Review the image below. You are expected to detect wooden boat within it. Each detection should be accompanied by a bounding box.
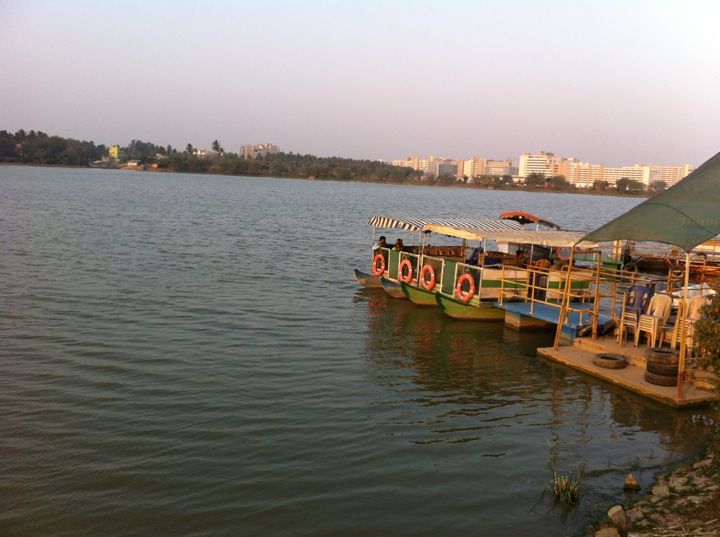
[353,268,382,289]
[400,282,437,306]
[380,276,406,299]
[355,215,523,300]
[419,223,596,321]
[435,293,505,320]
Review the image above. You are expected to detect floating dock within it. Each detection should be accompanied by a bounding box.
[538,337,719,408]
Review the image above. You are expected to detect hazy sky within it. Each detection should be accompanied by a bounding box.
[1,0,719,165]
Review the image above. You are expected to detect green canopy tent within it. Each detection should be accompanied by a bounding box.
[581,152,720,250]
[554,151,720,398]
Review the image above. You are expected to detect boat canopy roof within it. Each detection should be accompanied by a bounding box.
[421,224,597,248]
[368,215,522,232]
[500,211,560,230]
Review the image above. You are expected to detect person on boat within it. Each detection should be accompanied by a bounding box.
[465,246,484,266]
[516,249,527,267]
[373,236,388,250]
[393,238,405,251]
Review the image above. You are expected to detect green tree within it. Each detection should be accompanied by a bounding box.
[616,177,644,193]
[185,143,194,155]
[648,180,667,195]
[211,139,223,154]
[548,175,571,190]
[525,173,546,187]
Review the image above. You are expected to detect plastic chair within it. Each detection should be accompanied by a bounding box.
[677,295,708,353]
[616,285,652,346]
[660,298,684,349]
[635,293,672,347]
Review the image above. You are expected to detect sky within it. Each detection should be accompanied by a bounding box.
[1,0,719,165]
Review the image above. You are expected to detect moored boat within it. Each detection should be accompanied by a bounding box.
[380,276,406,299]
[353,268,382,289]
[435,292,505,320]
[419,223,597,321]
[355,215,523,299]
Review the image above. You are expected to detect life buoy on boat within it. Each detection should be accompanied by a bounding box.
[419,264,436,291]
[399,259,413,283]
[456,273,475,303]
[372,254,385,276]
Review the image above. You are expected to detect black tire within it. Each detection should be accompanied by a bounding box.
[646,361,679,376]
[644,370,678,387]
[593,353,627,369]
[645,348,679,365]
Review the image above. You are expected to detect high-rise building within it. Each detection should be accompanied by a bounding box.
[484,159,514,177]
[518,151,562,177]
[644,164,695,187]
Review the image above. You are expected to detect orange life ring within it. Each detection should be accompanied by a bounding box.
[372,253,385,276]
[456,273,475,302]
[399,259,413,283]
[419,264,436,291]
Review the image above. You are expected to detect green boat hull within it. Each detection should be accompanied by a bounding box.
[435,293,505,321]
[400,283,438,306]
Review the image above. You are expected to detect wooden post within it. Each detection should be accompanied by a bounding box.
[553,248,576,350]
[676,252,691,400]
[592,251,601,339]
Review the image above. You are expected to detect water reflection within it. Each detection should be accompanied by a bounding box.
[356,287,712,533]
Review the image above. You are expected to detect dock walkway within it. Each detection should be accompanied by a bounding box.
[497,301,615,336]
[538,337,719,408]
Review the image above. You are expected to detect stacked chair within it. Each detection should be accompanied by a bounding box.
[635,294,672,347]
[616,285,652,346]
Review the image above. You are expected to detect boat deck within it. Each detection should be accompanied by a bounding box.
[497,301,614,336]
[538,336,719,408]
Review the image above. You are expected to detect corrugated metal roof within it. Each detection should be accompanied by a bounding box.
[421,224,596,248]
[368,216,523,232]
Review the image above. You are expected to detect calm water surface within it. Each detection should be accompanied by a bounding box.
[0,166,712,536]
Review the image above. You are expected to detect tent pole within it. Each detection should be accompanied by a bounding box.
[676,252,691,400]
[553,248,576,351]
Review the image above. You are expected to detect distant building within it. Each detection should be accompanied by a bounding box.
[561,160,694,188]
[108,145,126,161]
[518,151,563,178]
[193,148,216,159]
[485,159,514,177]
[241,143,278,159]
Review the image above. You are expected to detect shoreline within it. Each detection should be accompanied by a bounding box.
[588,449,719,536]
[0,162,650,199]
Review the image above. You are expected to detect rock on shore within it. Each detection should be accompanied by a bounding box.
[591,455,719,537]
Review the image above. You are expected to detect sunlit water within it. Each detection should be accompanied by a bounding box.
[0,166,712,536]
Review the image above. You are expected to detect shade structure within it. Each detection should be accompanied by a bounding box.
[421,224,595,248]
[368,216,522,232]
[581,152,720,251]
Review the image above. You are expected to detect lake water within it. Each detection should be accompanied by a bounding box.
[0,166,712,536]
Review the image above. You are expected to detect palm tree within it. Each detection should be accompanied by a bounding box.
[211,139,223,154]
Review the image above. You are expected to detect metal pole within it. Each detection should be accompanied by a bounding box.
[553,248,576,350]
[676,252,691,400]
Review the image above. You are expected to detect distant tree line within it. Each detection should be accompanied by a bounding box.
[0,129,106,165]
[0,129,668,196]
[0,129,421,183]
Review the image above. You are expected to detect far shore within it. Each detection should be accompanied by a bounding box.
[0,162,650,199]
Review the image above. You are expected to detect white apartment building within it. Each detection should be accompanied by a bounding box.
[562,159,603,188]
[241,143,279,159]
[518,151,563,177]
[485,159,514,176]
[645,164,695,187]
